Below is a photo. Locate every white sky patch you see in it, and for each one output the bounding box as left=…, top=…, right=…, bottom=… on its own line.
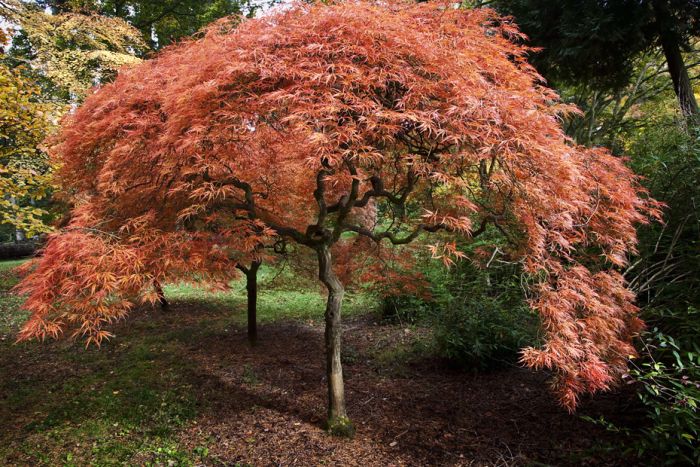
left=254, top=0, right=293, bottom=18
left=150, top=24, right=158, bottom=47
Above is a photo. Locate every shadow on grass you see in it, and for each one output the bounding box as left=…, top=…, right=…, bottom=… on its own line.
left=0, top=270, right=371, bottom=466
left=0, top=309, right=210, bottom=465
left=0, top=264, right=631, bottom=466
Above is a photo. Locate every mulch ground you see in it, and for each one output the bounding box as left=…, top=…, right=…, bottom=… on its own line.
left=1, top=302, right=644, bottom=466
left=164, top=313, right=638, bottom=466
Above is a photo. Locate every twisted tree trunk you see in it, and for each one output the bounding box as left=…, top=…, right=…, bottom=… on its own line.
left=317, top=244, right=354, bottom=436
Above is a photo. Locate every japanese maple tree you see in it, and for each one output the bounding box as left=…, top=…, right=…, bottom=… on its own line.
left=16, top=1, right=659, bottom=432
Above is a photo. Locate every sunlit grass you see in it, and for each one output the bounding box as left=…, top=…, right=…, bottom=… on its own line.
left=163, top=264, right=375, bottom=325
left=0, top=259, right=28, bottom=337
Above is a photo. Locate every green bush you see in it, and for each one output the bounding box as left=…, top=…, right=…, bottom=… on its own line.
left=377, top=252, right=445, bottom=325
left=380, top=293, right=435, bottom=325
left=628, top=120, right=700, bottom=311
left=627, top=307, right=700, bottom=464
left=617, top=119, right=700, bottom=464
left=431, top=261, right=539, bottom=370
left=434, top=299, right=537, bottom=370
left=380, top=240, right=539, bottom=370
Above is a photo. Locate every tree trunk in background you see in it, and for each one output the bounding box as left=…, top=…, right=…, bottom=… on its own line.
left=660, top=33, right=699, bottom=118
left=654, top=0, right=699, bottom=118
left=245, top=260, right=261, bottom=346
left=154, top=280, right=168, bottom=309
left=317, top=245, right=354, bottom=436
left=9, top=197, right=25, bottom=243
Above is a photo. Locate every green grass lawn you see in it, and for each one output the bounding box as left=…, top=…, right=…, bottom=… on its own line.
left=0, top=259, right=30, bottom=337
left=0, top=259, right=376, bottom=466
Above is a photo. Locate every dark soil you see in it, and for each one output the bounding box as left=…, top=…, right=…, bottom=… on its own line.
left=1, top=302, right=642, bottom=466
left=167, top=312, right=638, bottom=465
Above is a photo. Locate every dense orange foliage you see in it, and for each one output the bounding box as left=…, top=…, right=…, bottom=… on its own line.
left=16, top=1, right=659, bottom=409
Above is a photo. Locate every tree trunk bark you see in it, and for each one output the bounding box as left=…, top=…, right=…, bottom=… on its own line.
left=245, top=260, right=261, bottom=346
left=654, top=0, right=699, bottom=118
left=660, top=34, right=699, bottom=118
left=317, top=245, right=354, bottom=436
left=154, top=280, right=168, bottom=309
left=9, top=197, right=25, bottom=243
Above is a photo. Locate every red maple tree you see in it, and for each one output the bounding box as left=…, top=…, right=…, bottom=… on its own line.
left=15, top=1, right=660, bottom=431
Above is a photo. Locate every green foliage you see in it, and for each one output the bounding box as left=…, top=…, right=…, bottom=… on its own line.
left=431, top=260, right=539, bottom=370
left=434, top=296, right=538, bottom=370
left=382, top=240, right=539, bottom=370
left=377, top=245, right=447, bottom=326
left=630, top=307, right=700, bottom=464
left=494, top=0, right=700, bottom=118
left=493, top=0, right=700, bottom=91
left=558, top=50, right=679, bottom=148
left=563, top=96, right=700, bottom=466
left=0, top=64, right=54, bottom=237
left=493, top=0, right=651, bottom=91
left=38, top=0, right=265, bottom=49
left=1, top=0, right=147, bottom=98
left=581, top=308, right=699, bottom=464
left=380, top=293, right=434, bottom=325
left=1, top=0, right=149, bottom=237
left=628, top=120, right=700, bottom=309
left=575, top=115, right=700, bottom=464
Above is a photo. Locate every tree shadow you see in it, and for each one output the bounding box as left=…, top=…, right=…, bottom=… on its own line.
left=179, top=310, right=633, bottom=466
left=0, top=300, right=634, bottom=466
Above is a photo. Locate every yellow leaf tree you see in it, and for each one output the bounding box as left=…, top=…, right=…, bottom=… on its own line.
left=1, top=0, right=147, bottom=98
left=0, top=63, right=53, bottom=238
left=0, top=1, right=145, bottom=239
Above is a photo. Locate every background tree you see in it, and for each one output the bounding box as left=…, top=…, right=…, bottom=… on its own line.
left=0, top=62, right=54, bottom=239
left=36, top=0, right=265, bottom=49
left=0, top=0, right=147, bottom=99
left=494, top=0, right=700, bottom=118
left=17, top=1, right=658, bottom=434
left=559, top=49, right=683, bottom=149
left=0, top=0, right=146, bottom=246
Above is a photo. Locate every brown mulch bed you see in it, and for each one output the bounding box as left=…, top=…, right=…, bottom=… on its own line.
left=1, top=302, right=643, bottom=466
left=167, top=314, right=637, bottom=466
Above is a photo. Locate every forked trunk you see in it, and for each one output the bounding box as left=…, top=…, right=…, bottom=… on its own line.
left=317, top=245, right=354, bottom=436
left=245, top=260, right=261, bottom=345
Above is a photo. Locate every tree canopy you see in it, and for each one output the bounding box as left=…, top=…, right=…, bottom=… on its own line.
left=494, top=0, right=700, bottom=117
left=0, top=0, right=147, bottom=239
left=16, top=1, right=658, bottom=424
left=1, top=0, right=146, bottom=98
left=0, top=62, right=54, bottom=237
left=36, top=0, right=263, bottom=49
